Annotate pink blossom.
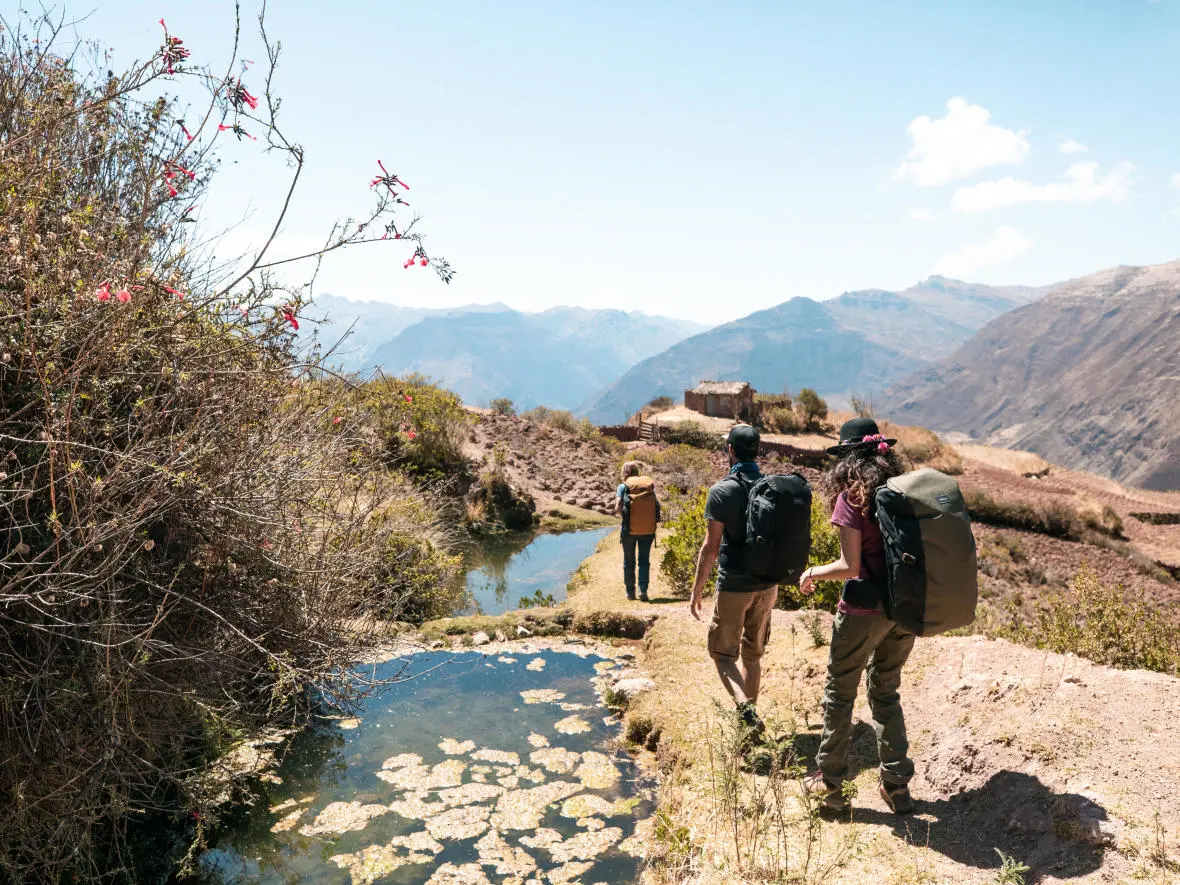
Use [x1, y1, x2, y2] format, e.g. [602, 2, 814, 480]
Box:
[333, 416, 344, 425]
[407, 430, 418, 440]
[878, 442, 889, 452]
[115, 288, 131, 304]
[95, 283, 111, 302]
[165, 286, 185, 299]
[282, 310, 299, 330]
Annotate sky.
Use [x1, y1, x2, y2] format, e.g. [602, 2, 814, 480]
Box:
[56, 0, 1180, 323]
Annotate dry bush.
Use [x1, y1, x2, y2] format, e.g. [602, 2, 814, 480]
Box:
[987, 567, 1179, 675]
[955, 443, 1051, 476]
[0, 11, 452, 881]
[964, 489, 1123, 541]
[880, 421, 963, 474]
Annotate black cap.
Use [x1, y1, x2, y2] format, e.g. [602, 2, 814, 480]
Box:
[826, 417, 897, 456]
[726, 424, 761, 459]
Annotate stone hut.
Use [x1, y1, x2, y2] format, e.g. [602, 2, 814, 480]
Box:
[684, 380, 754, 419]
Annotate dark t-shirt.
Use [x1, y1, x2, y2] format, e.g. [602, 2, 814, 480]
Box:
[704, 464, 776, 593]
[830, 490, 886, 614]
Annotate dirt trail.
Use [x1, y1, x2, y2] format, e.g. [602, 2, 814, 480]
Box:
[566, 535, 1180, 884]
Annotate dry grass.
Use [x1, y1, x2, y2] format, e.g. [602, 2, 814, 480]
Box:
[955, 444, 1052, 476]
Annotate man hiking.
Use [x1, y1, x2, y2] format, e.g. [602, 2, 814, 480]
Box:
[614, 460, 660, 601]
[689, 424, 776, 733]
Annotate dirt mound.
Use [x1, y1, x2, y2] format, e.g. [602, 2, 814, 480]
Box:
[467, 412, 621, 514]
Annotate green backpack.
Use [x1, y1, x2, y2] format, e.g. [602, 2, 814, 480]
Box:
[874, 468, 978, 636]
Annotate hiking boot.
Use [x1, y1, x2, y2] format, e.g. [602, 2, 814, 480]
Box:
[638, 591, 650, 602]
[625, 591, 636, 601]
[878, 776, 914, 814]
[802, 771, 848, 813]
[736, 701, 765, 743]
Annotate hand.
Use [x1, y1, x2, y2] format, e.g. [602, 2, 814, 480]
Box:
[799, 568, 816, 596]
[690, 587, 704, 620]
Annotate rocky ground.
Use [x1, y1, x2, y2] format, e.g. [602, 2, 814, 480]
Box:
[467, 411, 622, 516]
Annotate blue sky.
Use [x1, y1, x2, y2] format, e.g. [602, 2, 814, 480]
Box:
[73, 1, 1180, 322]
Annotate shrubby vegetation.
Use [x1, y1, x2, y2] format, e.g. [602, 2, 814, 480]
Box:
[754, 388, 830, 434]
[659, 487, 713, 597]
[521, 405, 624, 455]
[659, 487, 843, 606]
[490, 397, 516, 416]
[616, 444, 715, 494]
[0, 12, 455, 880]
[778, 497, 844, 610]
[965, 488, 1123, 541]
[660, 420, 721, 449]
[986, 567, 1179, 675]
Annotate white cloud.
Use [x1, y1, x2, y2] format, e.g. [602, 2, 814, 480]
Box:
[1058, 138, 1088, 154]
[950, 161, 1134, 213]
[933, 227, 1033, 277]
[908, 207, 933, 221]
[1170, 172, 1180, 189]
[894, 97, 1029, 187]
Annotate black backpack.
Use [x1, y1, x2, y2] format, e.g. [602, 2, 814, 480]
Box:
[732, 472, 812, 585]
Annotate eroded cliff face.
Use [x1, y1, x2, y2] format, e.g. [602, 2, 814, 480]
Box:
[885, 260, 1180, 491]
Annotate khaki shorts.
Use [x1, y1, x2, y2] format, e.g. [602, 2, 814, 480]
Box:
[707, 587, 778, 663]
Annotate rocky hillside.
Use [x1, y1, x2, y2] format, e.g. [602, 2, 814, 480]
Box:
[584, 276, 1048, 424]
[883, 260, 1180, 491]
[368, 306, 705, 411]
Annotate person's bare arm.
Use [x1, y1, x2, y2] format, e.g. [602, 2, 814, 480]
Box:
[690, 519, 724, 620]
[799, 525, 862, 595]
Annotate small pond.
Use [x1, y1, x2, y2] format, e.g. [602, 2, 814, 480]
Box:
[460, 527, 614, 616]
[196, 649, 652, 884]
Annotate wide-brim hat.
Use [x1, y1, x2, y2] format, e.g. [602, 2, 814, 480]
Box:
[826, 417, 897, 456]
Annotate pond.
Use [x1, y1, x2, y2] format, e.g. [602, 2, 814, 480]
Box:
[460, 527, 615, 616]
[197, 647, 652, 884]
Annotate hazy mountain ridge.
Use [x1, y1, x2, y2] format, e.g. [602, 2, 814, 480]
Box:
[308, 298, 707, 411]
[882, 260, 1180, 491]
[583, 277, 1047, 424]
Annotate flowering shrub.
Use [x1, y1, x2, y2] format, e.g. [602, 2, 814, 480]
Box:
[0, 11, 452, 881]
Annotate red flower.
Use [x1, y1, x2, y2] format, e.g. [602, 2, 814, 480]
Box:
[95, 283, 111, 302]
[419, 258, 428, 267]
[333, 416, 344, 425]
[407, 430, 418, 440]
[115, 288, 132, 304]
[283, 310, 299, 330]
[165, 286, 185, 299]
[404, 394, 413, 403]
[219, 122, 257, 141]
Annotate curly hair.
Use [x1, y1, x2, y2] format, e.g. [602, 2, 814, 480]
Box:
[824, 446, 908, 514]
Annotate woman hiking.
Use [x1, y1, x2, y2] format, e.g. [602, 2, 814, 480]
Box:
[798, 417, 915, 815]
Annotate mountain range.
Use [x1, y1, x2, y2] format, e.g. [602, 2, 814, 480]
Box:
[882, 260, 1180, 491]
[582, 277, 1050, 424]
[303, 297, 706, 412]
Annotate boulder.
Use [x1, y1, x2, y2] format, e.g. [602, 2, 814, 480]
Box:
[610, 677, 656, 701]
[471, 631, 491, 647]
[516, 626, 532, 638]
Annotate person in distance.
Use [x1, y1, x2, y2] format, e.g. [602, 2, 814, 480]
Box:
[614, 460, 660, 601]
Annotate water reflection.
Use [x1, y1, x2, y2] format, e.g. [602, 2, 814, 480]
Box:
[196, 649, 651, 885]
[460, 528, 613, 616]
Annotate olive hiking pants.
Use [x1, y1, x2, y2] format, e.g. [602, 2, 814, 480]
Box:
[816, 611, 915, 787]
